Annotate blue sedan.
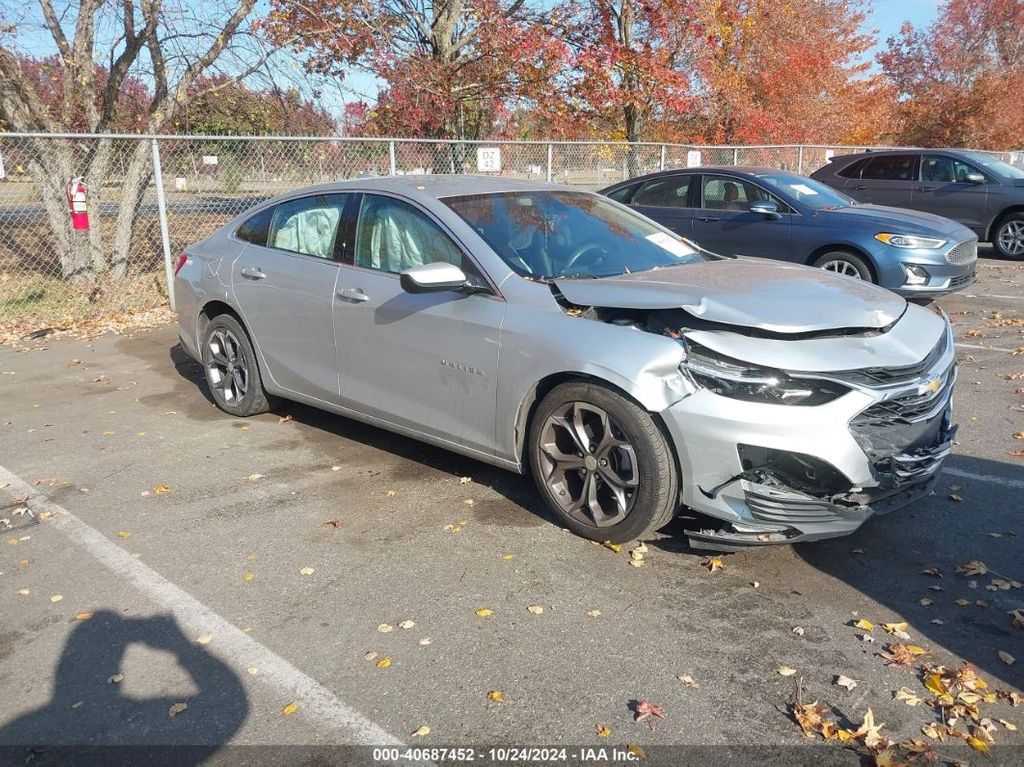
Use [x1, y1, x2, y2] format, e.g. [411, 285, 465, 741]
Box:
[599, 167, 978, 297]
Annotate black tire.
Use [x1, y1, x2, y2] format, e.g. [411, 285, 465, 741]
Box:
[528, 381, 678, 543]
[992, 212, 1024, 259]
[811, 250, 875, 282]
[201, 314, 275, 417]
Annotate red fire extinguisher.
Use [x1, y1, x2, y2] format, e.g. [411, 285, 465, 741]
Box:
[67, 176, 90, 231]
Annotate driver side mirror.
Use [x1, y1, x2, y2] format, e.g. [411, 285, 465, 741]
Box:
[749, 199, 782, 220]
[400, 262, 470, 294]
[963, 172, 986, 185]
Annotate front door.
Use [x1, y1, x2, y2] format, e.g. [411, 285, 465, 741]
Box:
[628, 173, 697, 238]
[332, 193, 506, 457]
[913, 154, 990, 234]
[231, 193, 349, 402]
[690, 174, 792, 260]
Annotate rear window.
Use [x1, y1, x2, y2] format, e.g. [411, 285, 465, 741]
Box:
[837, 158, 868, 178]
[605, 184, 639, 204]
[235, 207, 273, 246]
[861, 155, 918, 181]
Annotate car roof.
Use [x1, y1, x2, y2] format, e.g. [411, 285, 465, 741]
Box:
[275, 174, 574, 202]
[828, 148, 980, 164]
[599, 166, 797, 192]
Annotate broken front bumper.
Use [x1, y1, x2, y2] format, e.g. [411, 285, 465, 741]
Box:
[660, 381, 956, 550]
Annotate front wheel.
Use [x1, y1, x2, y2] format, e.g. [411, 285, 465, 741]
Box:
[812, 251, 874, 282]
[993, 213, 1024, 259]
[528, 382, 678, 543]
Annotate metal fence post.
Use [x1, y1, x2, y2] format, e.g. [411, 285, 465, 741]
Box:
[797, 146, 804, 175]
[733, 148, 739, 165]
[660, 144, 666, 171]
[151, 138, 176, 313]
[388, 141, 397, 175]
[546, 143, 553, 183]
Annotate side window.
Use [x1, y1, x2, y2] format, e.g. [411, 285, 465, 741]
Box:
[632, 176, 692, 208]
[355, 195, 485, 284]
[267, 194, 345, 259]
[837, 158, 868, 179]
[606, 184, 639, 204]
[235, 207, 273, 246]
[921, 155, 981, 183]
[702, 175, 786, 212]
[861, 154, 917, 181]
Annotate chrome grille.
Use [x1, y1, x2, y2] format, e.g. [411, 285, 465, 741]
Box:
[828, 331, 949, 388]
[853, 368, 955, 427]
[945, 238, 978, 265]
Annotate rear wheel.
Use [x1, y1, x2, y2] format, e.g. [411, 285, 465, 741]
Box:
[202, 314, 274, 417]
[812, 250, 874, 282]
[528, 382, 678, 543]
[993, 213, 1024, 258]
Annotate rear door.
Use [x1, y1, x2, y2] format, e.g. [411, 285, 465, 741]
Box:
[849, 154, 919, 208]
[231, 193, 350, 402]
[331, 193, 505, 456]
[626, 173, 697, 237]
[690, 173, 792, 259]
[913, 154, 990, 234]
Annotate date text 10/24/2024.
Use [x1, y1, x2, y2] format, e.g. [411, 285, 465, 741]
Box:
[372, 747, 644, 763]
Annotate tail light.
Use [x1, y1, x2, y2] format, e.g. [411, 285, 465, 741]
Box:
[173, 252, 188, 276]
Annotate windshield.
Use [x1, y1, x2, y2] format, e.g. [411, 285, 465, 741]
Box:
[753, 172, 857, 210]
[443, 191, 706, 279]
[960, 151, 1024, 180]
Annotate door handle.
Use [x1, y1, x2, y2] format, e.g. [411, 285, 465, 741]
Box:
[240, 266, 265, 280]
[336, 287, 369, 303]
[852, 185, 867, 191]
[698, 217, 720, 223]
[917, 186, 935, 192]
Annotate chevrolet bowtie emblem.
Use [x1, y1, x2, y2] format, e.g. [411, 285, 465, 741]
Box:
[918, 377, 942, 395]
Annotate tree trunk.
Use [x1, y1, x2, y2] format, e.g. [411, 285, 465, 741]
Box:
[624, 103, 643, 177]
[108, 140, 154, 278]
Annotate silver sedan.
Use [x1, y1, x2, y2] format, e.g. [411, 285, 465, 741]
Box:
[175, 176, 957, 549]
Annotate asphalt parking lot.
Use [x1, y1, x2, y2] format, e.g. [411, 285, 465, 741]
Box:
[1, 254, 1023, 765]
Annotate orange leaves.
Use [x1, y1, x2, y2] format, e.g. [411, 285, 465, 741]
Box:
[879, 643, 928, 669]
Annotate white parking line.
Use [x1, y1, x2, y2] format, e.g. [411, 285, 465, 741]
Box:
[955, 342, 1021, 353]
[944, 466, 1024, 490]
[0, 464, 402, 747]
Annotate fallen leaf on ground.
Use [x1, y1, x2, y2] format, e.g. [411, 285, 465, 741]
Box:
[595, 724, 610, 737]
[299, 567, 314, 576]
[117, 530, 131, 538]
[835, 675, 857, 691]
[586, 609, 602, 617]
[634, 700, 665, 729]
[277, 415, 293, 424]
[153, 484, 172, 494]
[419, 637, 431, 645]
[16, 589, 29, 596]
[921, 566, 942, 577]
[956, 560, 989, 576]
[999, 651, 1016, 665]
[247, 473, 263, 481]
[501, 553, 514, 560]
[322, 519, 346, 528]
[475, 608, 493, 618]
[853, 618, 874, 632]
[385, 489, 396, 497]
[376, 657, 391, 668]
[75, 611, 94, 621]
[919, 597, 934, 607]
[852, 708, 886, 749]
[411, 725, 430, 737]
[377, 623, 393, 633]
[880, 643, 928, 668]
[195, 634, 212, 645]
[459, 476, 472, 484]
[243, 572, 254, 582]
[777, 666, 797, 676]
[602, 541, 622, 553]
[1011, 610, 1024, 629]
[895, 687, 923, 706]
[954, 598, 971, 607]
[486, 690, 505, 704]
[107, 673, 123, 684]
[791, 626, 805, 636]
[168, 702, 187, 717]
[50, 594, 63, 603]
[282, 701, 298, 715]
[527, 605, 544, 614]
[677, 675, 700, 688]
[247, 667, 258, 675]
[363, 652, 378, 661]
[398, 620, 415, 629]
[999, 719, 1018, 732]
[702, 557, 725, 572]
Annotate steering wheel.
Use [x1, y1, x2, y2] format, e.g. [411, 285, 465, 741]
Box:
[561, 243, 609, 273]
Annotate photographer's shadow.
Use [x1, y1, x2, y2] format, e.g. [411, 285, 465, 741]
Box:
[0, 610, 248, 757]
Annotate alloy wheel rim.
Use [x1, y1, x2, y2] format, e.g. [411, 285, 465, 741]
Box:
[538, 402, 639, 528]
[998, 221, 1024, 256]
[207, 329, 248, 404]
[821, 260, 862, 278]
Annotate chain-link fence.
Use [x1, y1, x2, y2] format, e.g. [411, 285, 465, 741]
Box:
[1, 133, 1022, 331]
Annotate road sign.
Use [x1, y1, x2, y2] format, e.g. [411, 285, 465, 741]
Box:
[477, 148, 501, 173]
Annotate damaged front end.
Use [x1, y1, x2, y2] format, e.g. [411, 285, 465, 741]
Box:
[552, 281, 958, 550]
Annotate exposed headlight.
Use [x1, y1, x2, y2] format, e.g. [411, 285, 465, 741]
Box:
[875, 233, 947, 249]
[680, 341, 848, 406]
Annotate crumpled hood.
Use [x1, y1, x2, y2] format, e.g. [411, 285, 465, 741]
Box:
[554, 259, 906, 334]
[821, 204, 972, 238]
